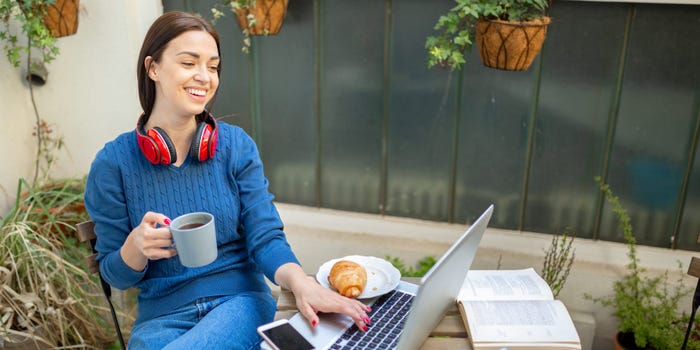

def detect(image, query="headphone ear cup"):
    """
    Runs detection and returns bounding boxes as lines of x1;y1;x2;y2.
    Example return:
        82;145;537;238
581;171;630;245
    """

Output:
208;126;218;159
137;133;161;165
149;127;177;165
190;122;212;162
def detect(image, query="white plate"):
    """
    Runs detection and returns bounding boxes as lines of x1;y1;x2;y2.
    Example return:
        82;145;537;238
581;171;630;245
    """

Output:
316;255;401;299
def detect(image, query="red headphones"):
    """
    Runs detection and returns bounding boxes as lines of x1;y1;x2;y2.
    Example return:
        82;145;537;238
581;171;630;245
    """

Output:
136;111;218;165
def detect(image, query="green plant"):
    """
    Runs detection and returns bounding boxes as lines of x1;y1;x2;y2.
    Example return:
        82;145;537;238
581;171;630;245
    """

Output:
0;120;128;347
425;0;549;70
585;177;700;349
386;256;437;278
0;177;119;348
541;228;575;298
0;0;59;67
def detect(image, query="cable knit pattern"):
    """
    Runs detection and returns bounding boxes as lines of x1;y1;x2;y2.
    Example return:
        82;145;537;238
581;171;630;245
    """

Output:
84;121;299;323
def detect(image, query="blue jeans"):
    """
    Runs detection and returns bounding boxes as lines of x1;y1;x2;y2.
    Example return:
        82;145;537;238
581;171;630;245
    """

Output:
128;291;276;350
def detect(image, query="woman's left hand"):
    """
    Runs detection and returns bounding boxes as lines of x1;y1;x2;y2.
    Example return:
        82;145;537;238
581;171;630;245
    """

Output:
275;263;371;331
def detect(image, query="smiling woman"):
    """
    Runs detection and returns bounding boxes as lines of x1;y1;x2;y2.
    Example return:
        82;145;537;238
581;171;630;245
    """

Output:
83;11;372;350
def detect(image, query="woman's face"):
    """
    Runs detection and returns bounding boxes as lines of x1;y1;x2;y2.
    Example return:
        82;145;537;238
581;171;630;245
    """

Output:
148;30;220;118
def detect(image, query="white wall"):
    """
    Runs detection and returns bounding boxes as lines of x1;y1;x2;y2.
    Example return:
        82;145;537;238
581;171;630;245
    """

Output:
0;0;162;214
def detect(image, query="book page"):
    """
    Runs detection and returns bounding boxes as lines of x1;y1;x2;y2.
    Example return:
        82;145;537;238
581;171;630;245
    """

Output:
458;268;553;301
462;299;580;344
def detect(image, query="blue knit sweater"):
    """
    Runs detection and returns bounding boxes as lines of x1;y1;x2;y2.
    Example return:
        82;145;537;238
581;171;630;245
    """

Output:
84;121;299;323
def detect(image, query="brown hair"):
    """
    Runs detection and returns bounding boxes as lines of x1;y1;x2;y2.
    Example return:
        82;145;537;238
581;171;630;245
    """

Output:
137;11;221;117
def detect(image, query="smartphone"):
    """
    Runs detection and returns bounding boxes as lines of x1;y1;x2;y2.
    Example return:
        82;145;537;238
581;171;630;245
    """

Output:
257;319;315;350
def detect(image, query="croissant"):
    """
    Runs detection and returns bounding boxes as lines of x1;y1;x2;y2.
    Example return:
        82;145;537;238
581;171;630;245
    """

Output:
328;260;367;298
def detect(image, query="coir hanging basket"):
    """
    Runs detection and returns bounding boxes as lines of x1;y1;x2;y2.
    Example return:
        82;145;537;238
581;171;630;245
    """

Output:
43;0;79;38
475;17;551;71
234;0;289;35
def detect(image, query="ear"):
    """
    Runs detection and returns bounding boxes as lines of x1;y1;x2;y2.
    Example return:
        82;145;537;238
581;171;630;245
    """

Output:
145;56;158;81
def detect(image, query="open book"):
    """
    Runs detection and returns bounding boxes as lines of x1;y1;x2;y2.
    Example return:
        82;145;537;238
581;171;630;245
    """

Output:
457;268;581;350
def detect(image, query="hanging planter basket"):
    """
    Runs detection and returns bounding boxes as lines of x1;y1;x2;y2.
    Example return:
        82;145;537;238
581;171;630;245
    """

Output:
234;0;289;35
475;16;551;71
43;0;80;38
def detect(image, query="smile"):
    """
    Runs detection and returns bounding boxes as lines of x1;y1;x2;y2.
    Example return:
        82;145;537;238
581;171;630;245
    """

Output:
185;88;206;96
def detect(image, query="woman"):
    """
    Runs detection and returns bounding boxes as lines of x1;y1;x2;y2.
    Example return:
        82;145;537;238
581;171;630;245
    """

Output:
84;11;370;349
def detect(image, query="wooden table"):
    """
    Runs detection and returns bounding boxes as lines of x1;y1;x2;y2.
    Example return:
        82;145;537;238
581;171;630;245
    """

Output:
273;278;473;350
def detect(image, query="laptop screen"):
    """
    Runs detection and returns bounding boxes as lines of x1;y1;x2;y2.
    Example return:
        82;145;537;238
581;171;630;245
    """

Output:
395;205;493;350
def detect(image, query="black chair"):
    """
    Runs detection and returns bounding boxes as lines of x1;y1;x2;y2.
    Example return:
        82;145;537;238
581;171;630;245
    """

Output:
76;221;126;350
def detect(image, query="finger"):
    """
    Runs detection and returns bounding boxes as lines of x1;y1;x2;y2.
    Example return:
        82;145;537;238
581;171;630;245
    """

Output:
340;298;370;318
327;298;370;330
357;304;371;324
144;227;174;240
355;318;368;332
142;211;171;227
144;238;176;250
144;247;177;260
346;301;371;329
351;299;371;313
298;302;319;328
359;301;371;312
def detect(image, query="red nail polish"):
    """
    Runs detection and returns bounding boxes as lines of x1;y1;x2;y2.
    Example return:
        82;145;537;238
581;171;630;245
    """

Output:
363;325;368;332
312;320;317;327
164;218;171;225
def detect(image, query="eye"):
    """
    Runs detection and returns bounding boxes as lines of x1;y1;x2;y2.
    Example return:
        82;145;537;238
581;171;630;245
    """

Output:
182;61;195;67
208;65;219;73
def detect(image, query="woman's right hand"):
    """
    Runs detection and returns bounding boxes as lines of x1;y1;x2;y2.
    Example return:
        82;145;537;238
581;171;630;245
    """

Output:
120;211;176;271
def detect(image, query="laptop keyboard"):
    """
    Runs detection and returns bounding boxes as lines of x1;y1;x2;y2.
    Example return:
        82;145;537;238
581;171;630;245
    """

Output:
329;289;415;350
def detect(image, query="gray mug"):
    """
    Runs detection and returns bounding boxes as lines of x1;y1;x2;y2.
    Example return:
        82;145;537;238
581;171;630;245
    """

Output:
170;212;217;267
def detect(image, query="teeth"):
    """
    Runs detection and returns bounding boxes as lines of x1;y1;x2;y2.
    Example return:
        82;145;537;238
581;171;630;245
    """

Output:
186;88;206;96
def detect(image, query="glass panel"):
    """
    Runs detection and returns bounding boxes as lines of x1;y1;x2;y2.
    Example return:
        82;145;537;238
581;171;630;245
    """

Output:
257;0;317;205
599;4;699;248
385;0;458;221
319;0;385;213
453;50;537;228
665;5;700;251
678;128;700;250
524;2;630;238
188;0;255;133
162;0;190;12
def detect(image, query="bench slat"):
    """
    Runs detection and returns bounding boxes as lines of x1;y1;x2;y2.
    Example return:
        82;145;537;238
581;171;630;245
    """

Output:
76;221;96;242
688;256;700;278
85;253;99;274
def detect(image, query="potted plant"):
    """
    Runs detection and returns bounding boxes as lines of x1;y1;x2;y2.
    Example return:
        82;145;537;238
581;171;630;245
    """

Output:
212;0;289;54
40;0;80;38
425;0;551;71
586;177;700;350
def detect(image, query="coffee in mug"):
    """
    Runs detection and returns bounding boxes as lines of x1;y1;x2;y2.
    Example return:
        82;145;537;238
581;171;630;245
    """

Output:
178;222;205;230
169;212;217;267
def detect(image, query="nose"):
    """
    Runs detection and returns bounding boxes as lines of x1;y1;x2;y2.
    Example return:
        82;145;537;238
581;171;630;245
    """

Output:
194;65;211;83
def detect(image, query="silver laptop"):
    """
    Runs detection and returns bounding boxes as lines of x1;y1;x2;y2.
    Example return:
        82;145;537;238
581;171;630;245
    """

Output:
286;205;494;350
